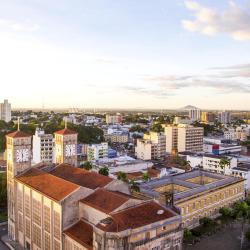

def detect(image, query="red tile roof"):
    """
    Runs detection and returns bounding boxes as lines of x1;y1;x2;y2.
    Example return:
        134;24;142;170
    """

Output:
80;189;132;213
54;128;77;135
50;164;113;190
64;220;93;250
6;130;31;138
16;168;79;201
97;201;175;232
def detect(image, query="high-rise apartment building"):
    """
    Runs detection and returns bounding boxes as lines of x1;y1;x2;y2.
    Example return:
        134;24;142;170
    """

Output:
189;109;201;121
201;112;215;123
32;128;54;164
165;124;204;153
219;111;231;124
87;142;108;161
0;99;11;122
135;131;166;160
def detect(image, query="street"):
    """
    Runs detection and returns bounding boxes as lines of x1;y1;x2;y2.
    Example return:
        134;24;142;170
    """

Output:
0;224;9;250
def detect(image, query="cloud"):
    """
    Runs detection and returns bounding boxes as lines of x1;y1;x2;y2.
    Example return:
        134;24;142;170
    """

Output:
182;1;250;41
0;18;39;32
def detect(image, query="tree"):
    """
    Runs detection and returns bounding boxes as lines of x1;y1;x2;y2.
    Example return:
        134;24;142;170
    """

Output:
80;161;92;170
98;167;109;176
199;217;213;227
129;179;140;192
151;123;164;133
219;157;230;175
117;171;128;182
219;207;233;218
0;172;7;208
232;201;250;249
142;172;150;182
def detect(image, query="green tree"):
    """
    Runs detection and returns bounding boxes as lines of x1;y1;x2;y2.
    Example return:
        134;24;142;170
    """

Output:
98;167;109;176
219;157;230;175
151;123;164;133
142;172;150;182
80;161;92;170
219;207;233;218
199;217;213;227
129;179;140;192
117;171;128;182
0;172;7;208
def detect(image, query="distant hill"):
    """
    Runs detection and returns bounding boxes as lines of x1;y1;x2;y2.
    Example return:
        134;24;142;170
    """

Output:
180;105;199;110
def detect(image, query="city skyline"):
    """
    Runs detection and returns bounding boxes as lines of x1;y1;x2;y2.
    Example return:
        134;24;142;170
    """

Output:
0;0;250;109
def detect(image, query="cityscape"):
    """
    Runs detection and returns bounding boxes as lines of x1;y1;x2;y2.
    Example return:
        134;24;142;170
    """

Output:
1;1;250;250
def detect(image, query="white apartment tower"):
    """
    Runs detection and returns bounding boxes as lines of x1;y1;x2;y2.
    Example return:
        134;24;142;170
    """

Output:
32;128;54;164
219;111;231;124
165;124;204;154
189;109;201;121
0;99;11;122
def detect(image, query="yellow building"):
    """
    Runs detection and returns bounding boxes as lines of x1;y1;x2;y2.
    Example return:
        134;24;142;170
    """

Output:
140;169;245;229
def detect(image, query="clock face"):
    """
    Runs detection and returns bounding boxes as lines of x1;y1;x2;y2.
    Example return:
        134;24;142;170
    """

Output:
65;144;76;157
7;149;12;162
16;149;29;163
56;145;62;155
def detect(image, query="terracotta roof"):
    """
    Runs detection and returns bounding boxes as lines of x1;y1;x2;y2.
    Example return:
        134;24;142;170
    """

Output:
80;189;132;213
16;168;79;201
97;201;175;232
127;172;143;181
50;164;113;189
6;130;31;138
148;168;161;178
64;220;93;250
54;128;78;135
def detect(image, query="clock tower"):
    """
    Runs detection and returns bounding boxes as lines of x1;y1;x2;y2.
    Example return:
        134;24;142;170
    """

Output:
54;125;78;166
6;126;32;241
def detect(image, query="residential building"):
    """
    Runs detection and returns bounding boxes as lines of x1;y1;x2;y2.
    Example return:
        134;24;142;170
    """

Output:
87;142;108;161
104;132;129;143
201;112;215;123
32;128;54;164
165;125;178;154
0;99;11;122
135;131;166;160
140;169;245;229
173;116;192;125
219;111;231;124
6;127;183;250
231;162;250;190
105;114;122;124
188;109;201;121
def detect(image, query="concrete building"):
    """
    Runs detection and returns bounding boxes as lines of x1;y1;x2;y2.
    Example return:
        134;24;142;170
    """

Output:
135;132;166;160
231;162;250;191
201;112;215;124
165;125;203;154
224;126;249;141
104;132;129;143
32;128;54;164
0;99;11;122
219;111;231;124
188;109;201;121
87;142;108;161
140;169;245;229
6;127;183;250
105;114;122;124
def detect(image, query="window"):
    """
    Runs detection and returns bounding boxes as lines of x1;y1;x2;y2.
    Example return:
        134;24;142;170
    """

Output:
32;224;41;248
17;189;23;212
18;213;23;232
24;194;30;217
44;206;50;232
25;218;30;238
54;240;60;250
54;211;61;240
44;233;51;250
32;199;41;225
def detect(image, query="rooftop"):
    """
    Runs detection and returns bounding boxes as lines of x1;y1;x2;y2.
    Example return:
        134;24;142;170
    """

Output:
16;168;79;201
6;130;31;138
64;220;93;250
80;188;133;213
50;164;113;190
97;201;176;232
54;128;78;135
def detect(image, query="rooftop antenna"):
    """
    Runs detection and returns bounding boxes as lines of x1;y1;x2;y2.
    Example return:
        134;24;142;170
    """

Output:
17;117;20;131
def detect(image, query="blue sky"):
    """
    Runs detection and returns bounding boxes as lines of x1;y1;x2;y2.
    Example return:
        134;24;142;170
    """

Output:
0;0;250;109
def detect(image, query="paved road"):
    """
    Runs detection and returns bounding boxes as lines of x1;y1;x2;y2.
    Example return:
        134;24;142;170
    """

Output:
0;224;9;250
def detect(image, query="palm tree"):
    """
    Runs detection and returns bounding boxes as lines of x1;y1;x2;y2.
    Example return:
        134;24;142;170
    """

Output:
219;157;230;175
130;179;140;192
233;201;250;250
98;167;109;176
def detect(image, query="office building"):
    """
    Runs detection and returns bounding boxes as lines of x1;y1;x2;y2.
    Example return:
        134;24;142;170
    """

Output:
32;128;54;164
0;99;11;122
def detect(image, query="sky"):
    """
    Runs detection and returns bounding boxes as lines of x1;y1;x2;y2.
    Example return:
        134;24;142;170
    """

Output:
0;0;250;110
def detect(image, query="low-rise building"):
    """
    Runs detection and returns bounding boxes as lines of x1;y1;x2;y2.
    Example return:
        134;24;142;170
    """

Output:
87;142;108;161
140;169;245;229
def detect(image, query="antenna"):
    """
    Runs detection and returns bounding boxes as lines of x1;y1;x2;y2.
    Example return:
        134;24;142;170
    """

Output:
17;117;20;131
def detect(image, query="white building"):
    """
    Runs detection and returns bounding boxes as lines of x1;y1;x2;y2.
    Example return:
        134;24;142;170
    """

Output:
224;126;249;141
0;99;11;122
135;131;166;160
87;142;108;161
105;114;122;124
231;162;250;190
189;109;201;121
219;111;231;124
32;128;54;164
